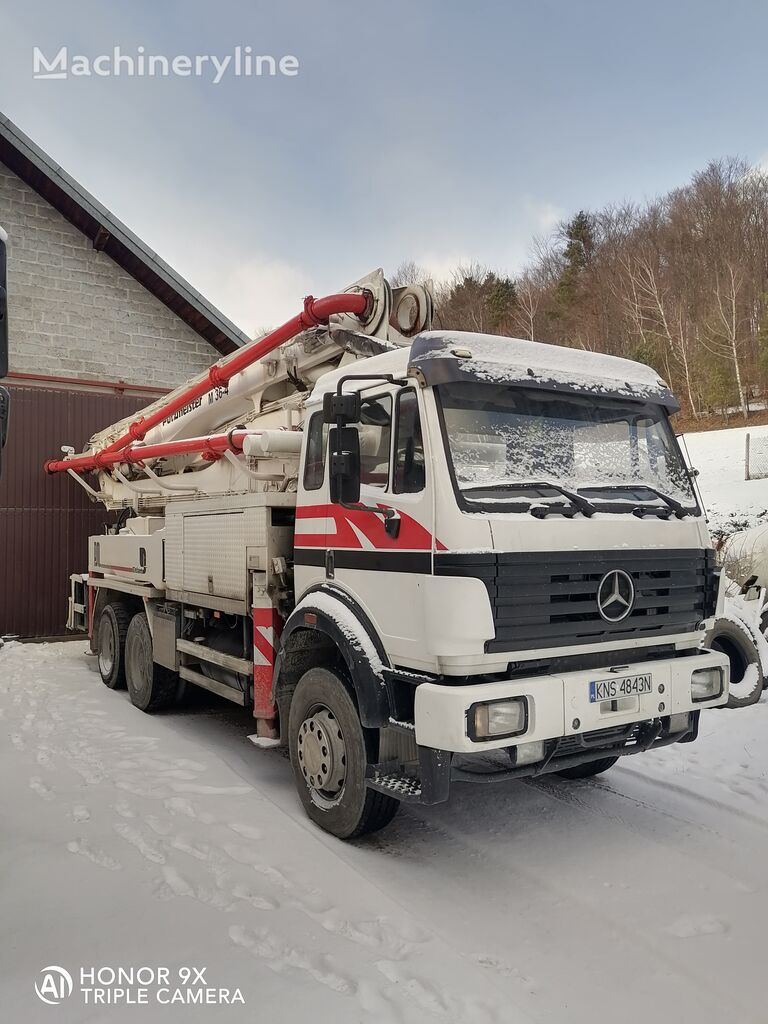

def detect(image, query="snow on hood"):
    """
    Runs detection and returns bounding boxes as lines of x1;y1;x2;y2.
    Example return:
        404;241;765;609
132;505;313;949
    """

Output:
409;331;679;410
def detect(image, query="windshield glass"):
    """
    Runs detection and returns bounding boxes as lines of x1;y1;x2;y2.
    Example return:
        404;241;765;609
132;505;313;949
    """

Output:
436;381;696;511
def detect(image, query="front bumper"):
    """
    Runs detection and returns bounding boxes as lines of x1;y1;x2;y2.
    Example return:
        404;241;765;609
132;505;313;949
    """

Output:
413;648;729;754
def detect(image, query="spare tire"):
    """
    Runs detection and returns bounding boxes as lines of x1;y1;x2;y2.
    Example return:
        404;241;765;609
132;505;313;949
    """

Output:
705;617;763;709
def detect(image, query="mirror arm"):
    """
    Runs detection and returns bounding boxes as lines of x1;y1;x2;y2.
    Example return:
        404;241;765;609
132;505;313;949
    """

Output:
339;502;401;538
334;373;407;397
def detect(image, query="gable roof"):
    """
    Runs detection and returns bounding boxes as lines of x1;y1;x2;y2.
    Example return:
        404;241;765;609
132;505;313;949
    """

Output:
0;113;248;356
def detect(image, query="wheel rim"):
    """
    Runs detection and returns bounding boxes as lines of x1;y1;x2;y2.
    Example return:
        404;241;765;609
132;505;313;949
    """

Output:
98;617;114;676
297;705;347;804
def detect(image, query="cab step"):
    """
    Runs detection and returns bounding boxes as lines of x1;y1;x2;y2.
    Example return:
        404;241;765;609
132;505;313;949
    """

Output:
366;765;423;801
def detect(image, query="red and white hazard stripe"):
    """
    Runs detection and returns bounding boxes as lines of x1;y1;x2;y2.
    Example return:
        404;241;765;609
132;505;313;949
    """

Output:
252;605;282;720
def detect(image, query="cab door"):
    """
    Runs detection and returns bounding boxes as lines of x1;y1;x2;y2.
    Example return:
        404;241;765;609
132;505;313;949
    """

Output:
330;384;436;671
293;408;330;598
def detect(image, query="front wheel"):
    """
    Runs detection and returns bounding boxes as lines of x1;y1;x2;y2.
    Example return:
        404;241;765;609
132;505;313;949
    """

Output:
288;668;399;839
125;612;178;713
557;756;619;780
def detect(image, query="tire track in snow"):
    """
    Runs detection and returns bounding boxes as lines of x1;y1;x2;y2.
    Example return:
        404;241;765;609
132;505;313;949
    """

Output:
526;765;768;895
388;793;755;1023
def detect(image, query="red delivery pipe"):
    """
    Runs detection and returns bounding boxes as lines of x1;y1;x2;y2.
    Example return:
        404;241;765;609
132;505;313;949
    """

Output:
96;429;251;468
45;291;370;475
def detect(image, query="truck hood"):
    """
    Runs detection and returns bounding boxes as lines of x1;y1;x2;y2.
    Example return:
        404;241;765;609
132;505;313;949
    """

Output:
484;512;712;555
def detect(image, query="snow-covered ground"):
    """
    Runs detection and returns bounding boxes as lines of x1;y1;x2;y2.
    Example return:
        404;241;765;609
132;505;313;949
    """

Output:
2;639;768;1024
684;421;768;535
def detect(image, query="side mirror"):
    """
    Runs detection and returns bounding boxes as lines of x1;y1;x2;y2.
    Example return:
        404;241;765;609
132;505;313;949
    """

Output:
329;425;361;504
0;226;7;379
323;391;360;425
0;385;9;478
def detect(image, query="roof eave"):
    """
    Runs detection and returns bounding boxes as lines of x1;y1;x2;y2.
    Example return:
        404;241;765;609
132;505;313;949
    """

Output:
0;113;249;357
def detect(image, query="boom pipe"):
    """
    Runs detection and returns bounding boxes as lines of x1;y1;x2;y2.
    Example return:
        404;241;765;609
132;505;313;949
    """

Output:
44;291;370;475
98;428;252;469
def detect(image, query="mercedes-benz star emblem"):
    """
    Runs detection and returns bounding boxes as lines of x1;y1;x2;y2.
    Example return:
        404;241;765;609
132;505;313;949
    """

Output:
596;569;635;622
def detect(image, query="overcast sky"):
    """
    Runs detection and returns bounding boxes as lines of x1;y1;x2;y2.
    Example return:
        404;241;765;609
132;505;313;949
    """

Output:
1;0;766;335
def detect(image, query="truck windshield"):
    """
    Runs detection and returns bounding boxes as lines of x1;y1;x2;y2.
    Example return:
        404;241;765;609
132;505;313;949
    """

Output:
436;381;697;513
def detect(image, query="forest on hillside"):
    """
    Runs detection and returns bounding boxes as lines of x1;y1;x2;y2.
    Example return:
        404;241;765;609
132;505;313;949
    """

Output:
398;159;768;422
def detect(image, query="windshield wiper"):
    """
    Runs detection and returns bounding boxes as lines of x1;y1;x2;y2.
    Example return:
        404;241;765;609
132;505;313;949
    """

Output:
462;480;597;518
585;483;692;519
637;485;693;518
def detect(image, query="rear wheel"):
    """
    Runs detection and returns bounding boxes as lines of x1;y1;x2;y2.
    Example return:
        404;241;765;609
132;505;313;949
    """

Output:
96;603;130;690
125;612;178;712
557;756;619;780
288;667;399;839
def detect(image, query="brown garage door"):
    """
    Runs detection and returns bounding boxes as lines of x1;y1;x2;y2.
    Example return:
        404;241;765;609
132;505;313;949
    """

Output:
0;383;150;637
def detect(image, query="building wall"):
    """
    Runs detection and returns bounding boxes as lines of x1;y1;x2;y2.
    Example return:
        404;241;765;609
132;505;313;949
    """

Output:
0;382;151;638
0;159;216;388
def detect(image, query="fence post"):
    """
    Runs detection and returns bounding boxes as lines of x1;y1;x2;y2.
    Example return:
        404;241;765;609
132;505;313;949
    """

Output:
745;432;751;480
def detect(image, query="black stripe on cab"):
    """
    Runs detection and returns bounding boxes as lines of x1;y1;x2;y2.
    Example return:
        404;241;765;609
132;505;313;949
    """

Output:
294;548;432;574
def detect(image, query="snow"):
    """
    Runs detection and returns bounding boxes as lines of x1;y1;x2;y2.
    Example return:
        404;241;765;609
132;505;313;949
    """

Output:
248;734;281;750
3;639;768;1024
683;422;768;536
730;661;759;699
412;331;675;405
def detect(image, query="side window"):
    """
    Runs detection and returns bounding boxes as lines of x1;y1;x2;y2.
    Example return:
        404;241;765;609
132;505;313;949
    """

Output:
359;394;392;489
394;389;426;493
303;411;328;491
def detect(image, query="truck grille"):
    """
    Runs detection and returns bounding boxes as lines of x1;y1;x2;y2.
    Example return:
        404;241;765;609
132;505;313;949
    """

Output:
435;549;718;653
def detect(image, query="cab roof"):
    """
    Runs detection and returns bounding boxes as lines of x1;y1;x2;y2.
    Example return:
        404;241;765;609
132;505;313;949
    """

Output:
408;331;680;411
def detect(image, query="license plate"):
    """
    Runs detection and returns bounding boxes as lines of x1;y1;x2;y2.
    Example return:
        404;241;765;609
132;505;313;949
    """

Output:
589;673;652;702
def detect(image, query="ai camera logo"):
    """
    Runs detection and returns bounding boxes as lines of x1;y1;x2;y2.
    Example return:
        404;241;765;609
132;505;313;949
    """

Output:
35;965;73;1005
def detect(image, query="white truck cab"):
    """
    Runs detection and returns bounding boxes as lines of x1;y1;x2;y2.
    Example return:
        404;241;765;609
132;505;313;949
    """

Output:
284;331;727;819
53;272;729;839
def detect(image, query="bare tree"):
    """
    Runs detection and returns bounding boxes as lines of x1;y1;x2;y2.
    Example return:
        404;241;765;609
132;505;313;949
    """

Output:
619;254;700;417
390;260;431;288
513;272;541;340
703;264;749;418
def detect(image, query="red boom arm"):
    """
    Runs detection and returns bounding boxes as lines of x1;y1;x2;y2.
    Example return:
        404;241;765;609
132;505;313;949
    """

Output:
45;291;370;475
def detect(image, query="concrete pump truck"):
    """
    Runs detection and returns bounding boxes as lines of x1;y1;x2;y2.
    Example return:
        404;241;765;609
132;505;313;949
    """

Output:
46;269;729;838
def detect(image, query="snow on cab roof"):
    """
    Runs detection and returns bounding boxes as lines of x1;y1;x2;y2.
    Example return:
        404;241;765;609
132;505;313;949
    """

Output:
409;331;680;411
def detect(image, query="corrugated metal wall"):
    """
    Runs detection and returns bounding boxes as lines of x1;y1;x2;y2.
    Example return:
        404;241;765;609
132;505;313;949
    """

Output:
0;384;148;637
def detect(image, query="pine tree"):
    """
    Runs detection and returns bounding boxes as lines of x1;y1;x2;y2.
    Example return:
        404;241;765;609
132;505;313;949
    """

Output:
554;210;595;312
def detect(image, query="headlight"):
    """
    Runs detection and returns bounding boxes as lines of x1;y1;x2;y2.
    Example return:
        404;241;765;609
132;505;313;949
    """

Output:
468;697;528;741
691;667;724;702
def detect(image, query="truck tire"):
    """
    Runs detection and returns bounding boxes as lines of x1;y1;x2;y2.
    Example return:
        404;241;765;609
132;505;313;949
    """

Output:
125;612;178;713
288;667;399;839
96;603;130;690
557;756;619;780
706;617;764;709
